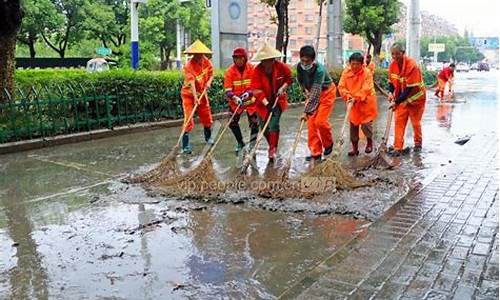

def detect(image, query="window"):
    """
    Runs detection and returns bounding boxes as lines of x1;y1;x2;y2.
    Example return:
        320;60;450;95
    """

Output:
289;27;297;35
290;15;297;23
289;40;297;47
305;0;313;9
305;40;313;45
305;15;314;22
305;27;313;35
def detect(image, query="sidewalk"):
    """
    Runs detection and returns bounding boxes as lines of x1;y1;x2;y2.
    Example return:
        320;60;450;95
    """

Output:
280;132;499;299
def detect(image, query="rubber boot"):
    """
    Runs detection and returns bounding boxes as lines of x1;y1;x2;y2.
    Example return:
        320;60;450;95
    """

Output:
305;154;322;162
267;131;279;162
323;143;333;156
348;141;359;156
230;125;245;154
204;127;214;145
181;132;192;154
365;138;373;154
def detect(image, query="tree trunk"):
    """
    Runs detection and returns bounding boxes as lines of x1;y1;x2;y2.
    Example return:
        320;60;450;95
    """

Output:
28;38;36;58
0;34;17;102
0;0;23;102
274;0;285;52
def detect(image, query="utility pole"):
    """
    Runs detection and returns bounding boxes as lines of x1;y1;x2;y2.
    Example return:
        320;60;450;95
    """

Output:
130;0;147;69
130;1;139;69
406;0;420;62
210;0;220;68
327;0;343;68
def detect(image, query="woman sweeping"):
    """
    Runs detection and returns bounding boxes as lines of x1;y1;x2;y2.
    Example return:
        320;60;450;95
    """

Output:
338;52;378;156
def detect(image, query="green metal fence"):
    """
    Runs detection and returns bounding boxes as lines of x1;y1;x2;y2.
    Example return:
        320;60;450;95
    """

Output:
0;79;304;144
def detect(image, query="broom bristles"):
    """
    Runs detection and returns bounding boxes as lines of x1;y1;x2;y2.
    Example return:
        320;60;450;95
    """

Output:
126;153;180;184
304;158;370;190
158;157;226;196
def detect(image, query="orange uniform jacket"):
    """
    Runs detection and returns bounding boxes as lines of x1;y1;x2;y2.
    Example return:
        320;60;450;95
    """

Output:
250;60;293;119
180;56;214;132
181;56;213;99
338;66;378;126
388;56;426;105
223;63;256;115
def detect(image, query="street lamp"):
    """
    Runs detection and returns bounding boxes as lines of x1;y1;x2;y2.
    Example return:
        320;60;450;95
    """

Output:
131;0;147;70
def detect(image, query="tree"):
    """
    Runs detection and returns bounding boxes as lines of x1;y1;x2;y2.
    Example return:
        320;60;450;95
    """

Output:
260;0;290;62
85;0;129;55
17;0;63;58
139;0;210;69
0;0;23;102
417;36;485;64
344;0;400;64
40;0;92;58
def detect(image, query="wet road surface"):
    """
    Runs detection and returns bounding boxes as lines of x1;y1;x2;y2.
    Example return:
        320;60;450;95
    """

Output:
0;70;497;299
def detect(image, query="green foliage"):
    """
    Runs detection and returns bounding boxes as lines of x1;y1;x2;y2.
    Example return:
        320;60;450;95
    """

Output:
344;0;400;60
17;0;63;57
402;36;486;64
16;0;210;66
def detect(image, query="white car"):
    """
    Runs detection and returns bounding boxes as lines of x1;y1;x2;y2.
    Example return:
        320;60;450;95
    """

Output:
426;62;443;72
456;63;470;72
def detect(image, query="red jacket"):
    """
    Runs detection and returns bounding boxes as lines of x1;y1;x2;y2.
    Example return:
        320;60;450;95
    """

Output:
250;60;293;119
223;63;256;114
438;67;454;81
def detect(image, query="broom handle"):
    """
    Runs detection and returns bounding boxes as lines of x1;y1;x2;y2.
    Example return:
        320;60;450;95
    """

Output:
241;98;280;171
173;89;207;149
288;119;305;162
380;108;393;149
206;104;242;157
339;101;353;145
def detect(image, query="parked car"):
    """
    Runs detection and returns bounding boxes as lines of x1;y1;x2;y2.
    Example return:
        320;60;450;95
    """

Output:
478;62;490;72
456;63;470;72
426;62;443;72
470;63;479;71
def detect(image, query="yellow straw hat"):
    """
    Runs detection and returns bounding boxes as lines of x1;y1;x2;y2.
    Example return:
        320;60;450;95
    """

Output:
253;43;282;61
184;40;212;55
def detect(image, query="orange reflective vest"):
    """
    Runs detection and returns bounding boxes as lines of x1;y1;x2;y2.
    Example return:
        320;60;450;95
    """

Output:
250;60;293;119
181;55;213;98
338;66;378;126
388;56;426;105
223;63;256;114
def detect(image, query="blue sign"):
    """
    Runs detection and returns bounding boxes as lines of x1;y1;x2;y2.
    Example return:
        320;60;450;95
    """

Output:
469;37;499;49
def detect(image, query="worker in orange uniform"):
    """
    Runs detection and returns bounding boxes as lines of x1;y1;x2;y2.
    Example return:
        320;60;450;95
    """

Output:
338;52;378;156
223;47;259;154
387;43;427;156
250;43;293;162
296;45;337;162
180;40;214;154
434;63;455;100
365;53;376;76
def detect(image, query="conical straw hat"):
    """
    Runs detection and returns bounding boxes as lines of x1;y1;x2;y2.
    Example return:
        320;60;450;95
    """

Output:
184;40;212;54
253;43;282;61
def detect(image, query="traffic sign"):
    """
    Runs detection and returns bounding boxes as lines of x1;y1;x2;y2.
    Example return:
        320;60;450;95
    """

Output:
428;43;445;53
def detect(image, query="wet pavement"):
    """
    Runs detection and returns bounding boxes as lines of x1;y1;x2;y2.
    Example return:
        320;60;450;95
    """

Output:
0;70;498;299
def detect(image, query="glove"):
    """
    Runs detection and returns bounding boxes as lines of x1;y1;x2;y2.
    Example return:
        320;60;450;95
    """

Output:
394;97;404;105
277;84;287;97
241;92;251;100
233;96;243;106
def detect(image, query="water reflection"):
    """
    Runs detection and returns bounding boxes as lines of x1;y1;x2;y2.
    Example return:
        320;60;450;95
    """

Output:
1;186;48;299
436;100;453;129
